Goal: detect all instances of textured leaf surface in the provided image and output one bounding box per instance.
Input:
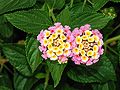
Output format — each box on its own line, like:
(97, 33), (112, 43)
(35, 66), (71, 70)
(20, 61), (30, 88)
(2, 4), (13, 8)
(35, 84), (54, 90)
(57, 7), (71, 25)
(92, 0), (109, 11)
(45, 0), (65, 9)
(118, 40), (120, 64)
(0, 0), (36, 15)
(92, 81), (116, 90)
(0, 72), (12, 89)
(14, 72), (38, 90)
(0, 86), (11, 90)
(0, 16), (13, 38)
(60, 84), (78, 90)
(5, 9), (52, 35)
(70, 3), (95, 19)
(71, 13), (112, 29)
(110, 0), (120, 2)
(47, 61), (66, 87)
(2, 44), (32, 76)
(67, 55), (116, 83)
(26, 35), (43, 72)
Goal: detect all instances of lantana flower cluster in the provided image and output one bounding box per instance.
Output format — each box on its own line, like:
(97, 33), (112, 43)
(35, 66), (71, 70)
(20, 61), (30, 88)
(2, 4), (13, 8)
(37, 23), (104, 66)
(72, 24), (104, 65)
(37, 23), (73, 64)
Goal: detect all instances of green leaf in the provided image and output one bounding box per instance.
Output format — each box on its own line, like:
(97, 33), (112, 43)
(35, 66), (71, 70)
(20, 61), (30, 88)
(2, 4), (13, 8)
(71, 13), (113, 30)
(5, 9), (52, 35)
(35, 84), (54, 90)
(60, 84), (78, 90)
(118, 40), (120, 64)
(92, 0), (109, 11)
(47, 61), (66, 87)
(35, 73), (46, 79)
(0, 16), (13, 38)
(67, 55), (116, 83)
(0, 86), (11, 90)
(2, 44), (32, 76)
(0, 72), (12, 89)
(0, 0), (36, 15)
(106, 51), (119, 69)
(25, 35), (43, 72)
(110, 0), (120, 2)
(70, 3), (95, 19)
(57, 7), (71, 25)
(45, 0), (65, 9)
(92, 81), (116, 90)
(14, 71), (38, 90)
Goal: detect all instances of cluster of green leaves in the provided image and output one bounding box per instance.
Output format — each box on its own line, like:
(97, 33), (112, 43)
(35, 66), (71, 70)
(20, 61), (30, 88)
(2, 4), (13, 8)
(0, 0), (120, 90)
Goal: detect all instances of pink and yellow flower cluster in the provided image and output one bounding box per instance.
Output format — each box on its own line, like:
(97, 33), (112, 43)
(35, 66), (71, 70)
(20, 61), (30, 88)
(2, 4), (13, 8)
(37, 23), (104, 66)
(71, 24), (104, 65)
(37, 23), (73, 64)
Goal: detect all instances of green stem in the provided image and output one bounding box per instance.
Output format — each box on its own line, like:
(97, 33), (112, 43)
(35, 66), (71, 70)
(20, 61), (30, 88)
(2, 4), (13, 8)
(105, 35), (120, 44)
(0, 64), (3, 72)
(44, 66), (50, 90)
(4, 65), (13, 75)
(50, 9), (56, 22)
(70, 0), (74, 8)
(82, 0), (87, 12)
(106, 45), (119, 56)
(105, 23), (120, 40)
(47, 4), (56, 22)
(87, 0), (94, 5)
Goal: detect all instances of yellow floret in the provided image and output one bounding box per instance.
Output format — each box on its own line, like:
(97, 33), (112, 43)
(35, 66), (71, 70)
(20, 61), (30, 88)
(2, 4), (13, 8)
(93, 35), (99, 42)
(98, 41), (101, 46)
(64, 42), (70, 50)
(50, 55), (58, 60)
(48, 37), (53, 44)
(45, 31), (51, 37)
(56, 50), (63, 56)
(93, 45), (98, 52)
(43, 38), (48, 46)
(92, 52), (98, 59)
(80, 50), (86, 56)
(87, 50), (94, 56)
(56, 29), (63, 34)
(60, 34), (66, 40)
(81, 56), (88, 62)
(88, 37), (94, 42)
(51, 33), (58, 39)
(48, 44), (53, 50)
(59, 45), (65, 50)
(79, 43), (84, 50)
(47, 50), (54, 57)
(82, 35), (88, 40)
(58, 39), (64, 45)
(64, 50), (70, 56)
(53, 47), (59, 52)
(85, 30), (92, 36)
(75, 36), (82, 44)
(73, 47), (79, 55)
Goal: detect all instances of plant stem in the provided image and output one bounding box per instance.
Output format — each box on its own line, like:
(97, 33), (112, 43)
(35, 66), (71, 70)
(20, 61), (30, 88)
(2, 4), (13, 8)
(87, 0), (94, 5)
(106, 45), (119, 56)
(105, 35), (120, 44)
(47, 4), (56, 22)
(44, 66), (50, 90)
(4, 65), (13, 75)
(82, 0), (87, 12)
(50, 9), (56, 22)
(105, 23), (120, 40)
(70, 0), (74, 8)
(0, 64), (3, 72)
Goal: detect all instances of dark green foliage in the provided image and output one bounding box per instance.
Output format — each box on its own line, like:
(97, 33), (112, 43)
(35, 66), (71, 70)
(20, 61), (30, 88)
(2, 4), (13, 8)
(0, 0), (120, 90)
